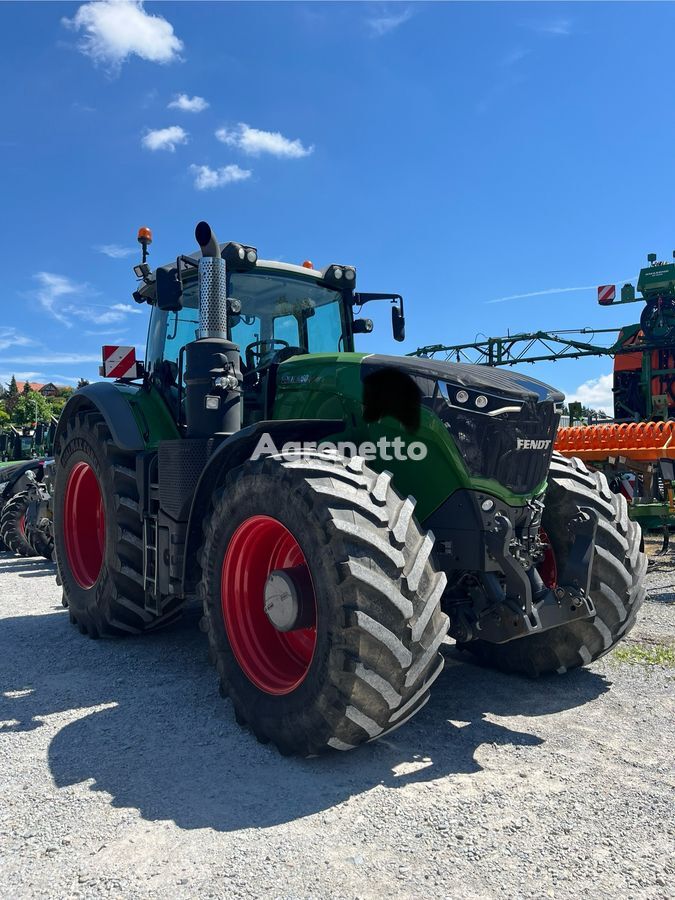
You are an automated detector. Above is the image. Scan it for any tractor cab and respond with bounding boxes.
[135,225,404,428]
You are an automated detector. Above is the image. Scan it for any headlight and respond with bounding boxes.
[434,379,559,493]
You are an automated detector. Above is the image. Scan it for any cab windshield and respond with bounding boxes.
[229,270,348,361]
[147,268,349,377]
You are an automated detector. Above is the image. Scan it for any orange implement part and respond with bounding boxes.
[555,421,675,461]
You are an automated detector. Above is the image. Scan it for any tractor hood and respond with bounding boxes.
[362,354,565,404]
[360,354,563,496]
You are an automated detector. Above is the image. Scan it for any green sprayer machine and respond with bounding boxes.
[53,222,645,755]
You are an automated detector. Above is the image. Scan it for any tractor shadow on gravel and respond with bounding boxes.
[1,586,610,832]
[0,554,57,578]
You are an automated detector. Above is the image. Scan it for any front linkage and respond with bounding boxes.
[451,502,597,645]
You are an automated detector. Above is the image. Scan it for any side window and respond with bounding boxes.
[164,309,199,364]
[307,302,343,353]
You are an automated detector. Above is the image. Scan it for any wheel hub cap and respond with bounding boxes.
[264,565,314,632]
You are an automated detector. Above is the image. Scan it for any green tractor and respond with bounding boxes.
[53,222,646,755]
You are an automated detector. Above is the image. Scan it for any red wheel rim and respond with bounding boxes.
[18,513,25,536]
[221,515,317,695]
[538,528,558,588]
[63,462,105,589]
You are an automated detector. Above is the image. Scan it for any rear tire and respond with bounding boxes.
[0,492,37,557]
[462,452,646,676]
[54,409,182,637]
[199,451,449,755]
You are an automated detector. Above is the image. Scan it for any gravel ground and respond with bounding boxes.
[0,549,673,900]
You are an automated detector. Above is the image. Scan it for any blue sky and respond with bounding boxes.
[1,1,675,411]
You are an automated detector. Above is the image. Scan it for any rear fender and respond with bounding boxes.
[182,418,343,594]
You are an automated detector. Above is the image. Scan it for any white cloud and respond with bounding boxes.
[366,6,413,36]
[0,328,34,353]
[84,329,128,337]
[35,273,85,326]
[566,373,614,414]
[502,48,530,67]
[190,164,252,191]
[216,123,313,159]
[110,303,143,315]
[0,371,44,389]
[485,277,637,304]
[63,0,183,70]
[96,244,136,259]
[0,354,102,365]
[65,304,141,326]
[142,125,188,152]
[528,18,572,37]
[486,284,597,305]
[168,93,208,113]
[33,273,144,327]
[47,374,88,385]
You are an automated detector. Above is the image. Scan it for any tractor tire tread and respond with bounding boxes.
[0,491,37,557]
[198,451,449,755]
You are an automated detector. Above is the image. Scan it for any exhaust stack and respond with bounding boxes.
[195,220,228,340]
[185,221,242,437]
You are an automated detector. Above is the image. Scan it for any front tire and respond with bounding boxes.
[463,452,647,676]
[199,451,449,756]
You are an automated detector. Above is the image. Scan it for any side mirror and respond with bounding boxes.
[392,305,405,342]
[156,265,183,311]
[353,318,373,335]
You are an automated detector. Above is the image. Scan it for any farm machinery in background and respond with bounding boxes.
[0,458,54,559]
[0,418,58,560]
[413,252,675,549]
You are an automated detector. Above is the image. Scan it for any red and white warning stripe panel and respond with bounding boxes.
[597,284,616,305]
[101,345,138,379]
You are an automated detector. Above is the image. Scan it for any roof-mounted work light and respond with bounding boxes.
[221,241,258,271]
[322,264,356,289]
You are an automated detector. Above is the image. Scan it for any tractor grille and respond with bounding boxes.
[440,399,559,495]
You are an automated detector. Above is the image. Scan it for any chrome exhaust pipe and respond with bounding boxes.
[195,220,227,339]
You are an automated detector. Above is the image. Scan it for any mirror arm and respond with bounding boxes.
[352,292,403,306]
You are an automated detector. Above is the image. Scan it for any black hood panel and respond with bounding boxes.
[364,355,564,404]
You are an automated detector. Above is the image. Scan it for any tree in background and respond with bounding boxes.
[4,376,19,416]
[47,396,69,417]
[76,377,90,389]
[12,390,53,427]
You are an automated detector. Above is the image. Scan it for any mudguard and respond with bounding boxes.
[54,383,145,455]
